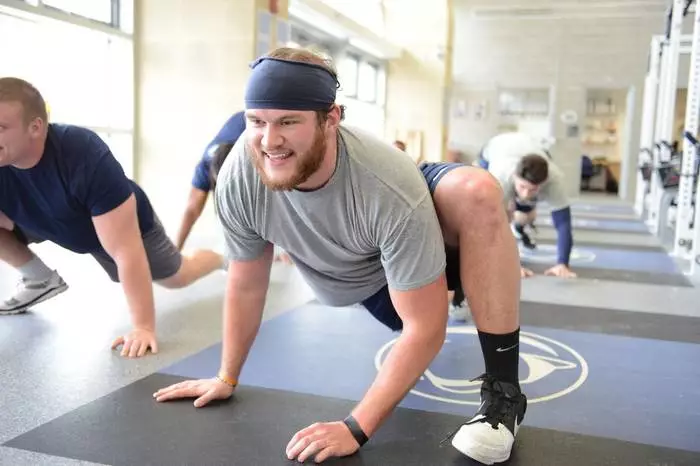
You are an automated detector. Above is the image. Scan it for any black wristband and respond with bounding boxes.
[343,415,369,447]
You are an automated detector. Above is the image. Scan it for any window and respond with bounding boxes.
[25,0,132,31]
[498,89,550,117]
[339,55,359,97]
[0,8,134,176]
[119,0,133,34]
[339,57,386,137]
[357,61,378,103]
[42,0,112,24]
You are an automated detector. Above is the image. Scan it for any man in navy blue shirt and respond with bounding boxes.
[0,77,225,358]
[174,112,245,250]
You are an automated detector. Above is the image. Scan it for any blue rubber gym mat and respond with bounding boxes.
[159,304,700,454]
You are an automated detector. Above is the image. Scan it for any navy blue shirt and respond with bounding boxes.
[0,124,154,254]
[191,111,246,192]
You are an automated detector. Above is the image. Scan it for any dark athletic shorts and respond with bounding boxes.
[360,162,465,332]
[514,198,538,214]
[12,215,182,283]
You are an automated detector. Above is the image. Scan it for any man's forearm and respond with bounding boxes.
[175,210,200,250]
[556,229,573,265]
[114,250,156,330]
[219,285,267,381]
[351,329,444,437]
[552,207,573,265]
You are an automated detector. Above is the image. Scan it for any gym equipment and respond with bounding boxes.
[674,5,700,259]
[637,0,686,232]
[657,155,682,247]
[636,0,700,281]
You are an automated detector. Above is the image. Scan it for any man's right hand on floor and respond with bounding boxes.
[153,378,235,407]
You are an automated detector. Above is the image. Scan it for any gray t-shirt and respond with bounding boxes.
[214,125,446,307]
[484,132,569,211]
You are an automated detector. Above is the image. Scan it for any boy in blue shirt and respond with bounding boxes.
[0,77,224,358]
[175,113,292,264]
[174,112,245,251]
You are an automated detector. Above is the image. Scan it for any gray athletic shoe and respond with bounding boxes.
[0,271,68,315]
[449,302,471,322]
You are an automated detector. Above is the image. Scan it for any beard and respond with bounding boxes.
[250,127,327,191]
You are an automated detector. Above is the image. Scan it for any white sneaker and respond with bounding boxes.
[449,302,471,322]
[449,375,527,464]
[0,271,68,315]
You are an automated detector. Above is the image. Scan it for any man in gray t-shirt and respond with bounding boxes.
[480,131,577,279]
[154,48,527,466]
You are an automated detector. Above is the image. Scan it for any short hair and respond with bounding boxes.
[209,142,235,189]
[515,154,549,185]
[393,140,406,151]
[263,47,345,123]
[0,77,48,124]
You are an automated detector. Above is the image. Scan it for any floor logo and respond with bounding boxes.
[519,244,596,264]
[374,326,588,406]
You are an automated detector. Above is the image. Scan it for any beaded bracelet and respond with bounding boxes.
[216,372,238,387]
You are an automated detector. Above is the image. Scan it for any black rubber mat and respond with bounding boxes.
[5,373,700,466]
[519,301,700,344]
[522,261,692,287]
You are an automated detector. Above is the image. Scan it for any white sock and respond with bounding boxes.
[17,255,54,281]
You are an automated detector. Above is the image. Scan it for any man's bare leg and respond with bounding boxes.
[431,166,520,335]
[513,209,537,249]
[0,220,68,314]
[0,227,34,267]
[428,166,526,465]
[158,249,225,289]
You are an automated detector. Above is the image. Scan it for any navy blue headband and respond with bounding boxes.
[244,57,338,111]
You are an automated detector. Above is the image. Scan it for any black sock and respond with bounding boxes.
[478,328,520,388]
[513,223,525,235]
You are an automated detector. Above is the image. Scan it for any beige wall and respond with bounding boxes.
[135,0,288,244]
[385,53,446,162]
[448,87,499,161]
[384,0,450,162]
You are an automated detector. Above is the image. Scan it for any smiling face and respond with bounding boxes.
[245,107,340,191]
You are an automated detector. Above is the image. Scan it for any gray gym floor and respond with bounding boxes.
[1,193,698,465]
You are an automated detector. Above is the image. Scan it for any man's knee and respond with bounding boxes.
[433,167,507,241]
[527,210,537,224]
[153,256,188,289]
[513,210,535,224]
[157,268,190,289]
[513,209,537,226]
[447,168,504,215]
[0,211,14,231]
